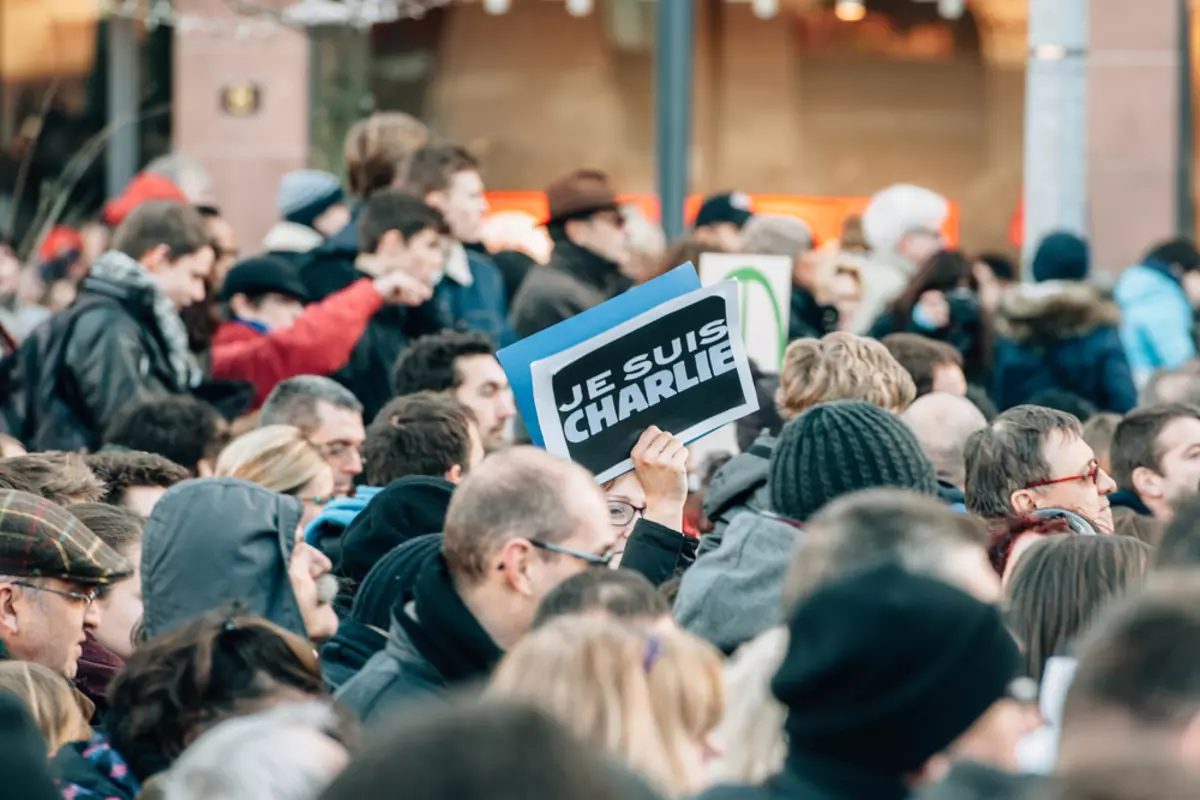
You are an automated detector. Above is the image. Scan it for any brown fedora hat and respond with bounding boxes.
[543,168,619,225]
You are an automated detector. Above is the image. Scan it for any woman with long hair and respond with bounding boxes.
[868,250,993,384]
[487,616,724,798]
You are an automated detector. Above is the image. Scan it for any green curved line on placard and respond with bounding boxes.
[724,266,787,368]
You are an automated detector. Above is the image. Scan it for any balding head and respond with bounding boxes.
[442,448,610,585]
[902,392,987,489]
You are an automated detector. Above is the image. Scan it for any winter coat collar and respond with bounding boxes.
[1109,488,1153,517]
[74,634,122,720]
[320,618,386,686]
[549,239,623,294]
[995,281,1121,346]
[442,242,475,287]
[395,555,503,686]
[262,220,324,254]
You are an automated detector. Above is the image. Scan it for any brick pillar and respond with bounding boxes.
[1088,0,1182,274]
[173,0,310,253]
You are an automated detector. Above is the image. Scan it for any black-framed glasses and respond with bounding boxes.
[11,581,97,606]
[608,499,645,528]
[528,539,614,567]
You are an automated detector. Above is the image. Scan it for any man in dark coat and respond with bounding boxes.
[509,169,631,338]
[297,189,444,422]
[17,200,214,452]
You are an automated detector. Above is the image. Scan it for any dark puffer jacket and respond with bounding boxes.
[16,273,187,452]
[990,282,1137,413]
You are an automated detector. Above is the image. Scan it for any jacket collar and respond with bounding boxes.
[443,242,475,287]
[773,751,911,800]
[1109,488,1153,517]
[550,238,622,293]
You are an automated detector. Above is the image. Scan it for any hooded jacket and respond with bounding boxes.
[990,281,1136,413]
[1114,259,1197,386]
[1,694,59,800]
[674,510,799,653]
[140,478,308,639]
[509,239,628,338]
[699,432,774,557]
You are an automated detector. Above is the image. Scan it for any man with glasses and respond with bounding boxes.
[261,376,367,498]
[336,447,620,722]
[510,169,631,339]
[0,491,132,678]
[964,405,1117,534]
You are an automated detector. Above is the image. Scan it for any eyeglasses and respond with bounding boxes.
[11,581,97,606]
[1025,464,1102,490]
[528,539,614,567]
[608,499,646,528]
[316,441,362,463]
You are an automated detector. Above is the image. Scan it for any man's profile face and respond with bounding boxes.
[307,400,365,496]
[454,354,516,453]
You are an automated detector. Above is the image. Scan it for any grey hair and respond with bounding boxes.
[161,701,348,800]
[260,377,363,434]
[740,214,813,258]
[782,489,988,613]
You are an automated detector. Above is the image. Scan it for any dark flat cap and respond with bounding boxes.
[0,491,132,585]
[219,256,309,303]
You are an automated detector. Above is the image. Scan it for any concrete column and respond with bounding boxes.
[1021,0,1088,270]
[106,17,140,198]
[655,0,693,241]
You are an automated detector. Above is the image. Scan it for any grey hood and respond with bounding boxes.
[674,510,799,653]
[142,478,307,639]
[699,432,773,556]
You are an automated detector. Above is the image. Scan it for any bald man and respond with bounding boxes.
[901,392,987,510]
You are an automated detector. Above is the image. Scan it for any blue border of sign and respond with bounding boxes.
[497,263,702,447]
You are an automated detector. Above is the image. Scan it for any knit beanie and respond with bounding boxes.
[1032,232,1089,283]
[276,170,344,229]
[769,401,937,521]
[350,533,443,629]
[340,476,454,583]
[773,563,1020,774]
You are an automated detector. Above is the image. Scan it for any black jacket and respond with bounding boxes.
[789,286,838,342]
[509,239,628,338]
[17,275,186,451]
[320,618,387,693]
[916,761,1038,800]
[696,754,912,800]
[298,222,444,423]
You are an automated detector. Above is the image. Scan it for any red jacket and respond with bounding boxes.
[211,278,384,408]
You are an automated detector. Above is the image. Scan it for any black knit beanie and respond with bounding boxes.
[351,533,443,629]
[340,476,454,583]
[772,563,1020,775]
[768,400,938,521]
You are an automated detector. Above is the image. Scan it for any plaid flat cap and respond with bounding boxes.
[0,491,132,585]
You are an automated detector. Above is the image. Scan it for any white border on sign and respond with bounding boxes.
[529,280,759,484]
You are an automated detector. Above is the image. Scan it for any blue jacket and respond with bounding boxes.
[991,281,1137,414]
[1114,259,1196,387]
[432,247,516,348]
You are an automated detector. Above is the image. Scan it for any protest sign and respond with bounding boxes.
[530,280,759,483]
[498,264,703,448]
[699,253,792,372]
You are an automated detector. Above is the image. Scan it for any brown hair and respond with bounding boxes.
[776,332,916,420]
[1081,412,1121,473]
[404,144,480,197]
[113,200,212,262]
[343,113,430,198]
[0,661,92,754]
[657,237,727,284]
[1007,535,1152,682]
[487,616,723,798]
[1,452,105,504]
[84,451,188,507]
[1109,404,1200,489]
[363,392,473,486]
[881,333,964,398]
[67,503,144,559]
[107,609,323,782]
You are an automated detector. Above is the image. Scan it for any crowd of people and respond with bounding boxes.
[0,108,1199,800]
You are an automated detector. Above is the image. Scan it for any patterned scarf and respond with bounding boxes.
[88,251,196,389]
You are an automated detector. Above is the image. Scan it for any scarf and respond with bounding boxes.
[88,251,195,389]
[74,634,123,722]
[397,555,504,686]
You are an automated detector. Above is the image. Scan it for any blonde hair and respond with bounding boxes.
[777,332,916,420]
[215,425,329,497]
[486,616,724,797]
[343,112,430,198]
[0,661,92,754]
[708,628,788,785]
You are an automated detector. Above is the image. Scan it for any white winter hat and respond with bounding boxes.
[861,184,949,253]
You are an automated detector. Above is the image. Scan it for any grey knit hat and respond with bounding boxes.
[276,169,344,228]
[769,401,937,521]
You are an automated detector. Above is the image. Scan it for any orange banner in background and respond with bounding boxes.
[481,192,959,263]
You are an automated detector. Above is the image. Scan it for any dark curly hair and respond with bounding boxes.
[84,451,189,506]
[106,607,323,782]
[391,330,496,398]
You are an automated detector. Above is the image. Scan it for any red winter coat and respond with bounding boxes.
[211,278,384,408]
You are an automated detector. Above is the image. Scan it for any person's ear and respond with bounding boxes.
[1179,711,1200,767]
[424,190,447,214]
[495,539,536,599]
[1131,466,1163,500]
[137,244,171,273]
[228,294,255,319]
[0,584,20,637]
[444,464,464,484]
[563,218,589,245]
[376,229,404,256]
[1010,488,1038,514]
